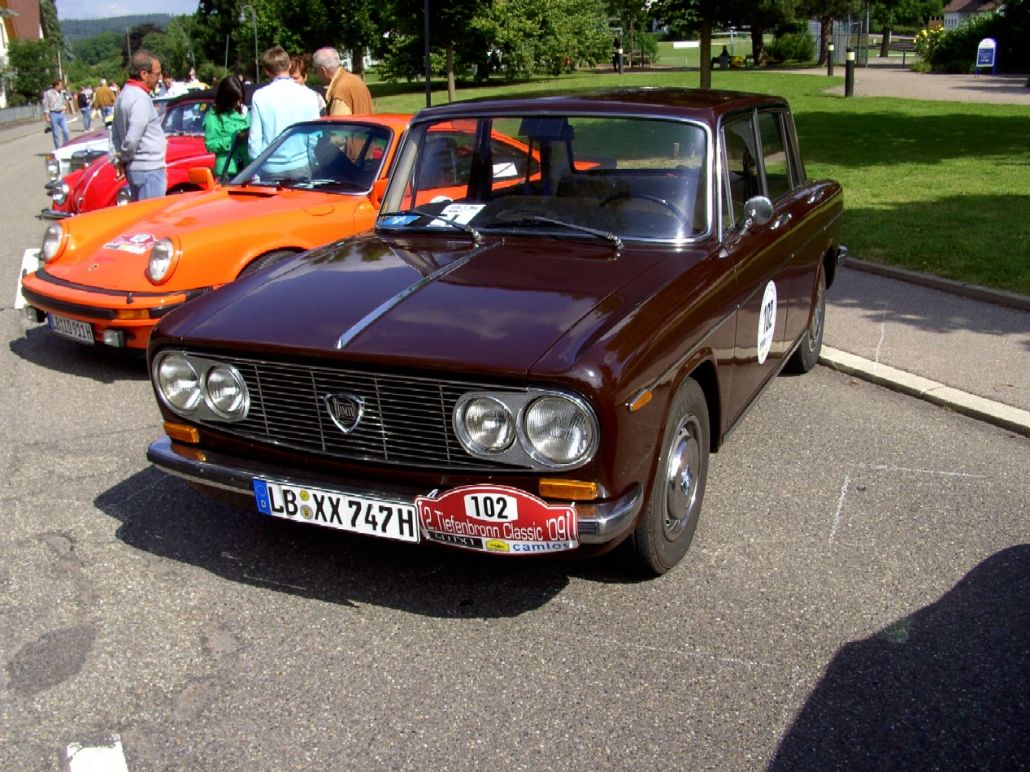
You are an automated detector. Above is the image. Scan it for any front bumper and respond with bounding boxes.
[146,436,643,546]
[40,208,74,220]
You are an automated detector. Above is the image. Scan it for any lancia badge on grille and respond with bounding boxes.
[324,393,365,435]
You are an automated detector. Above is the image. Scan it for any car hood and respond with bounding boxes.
[156,234,684,377]
[47,186,361,291]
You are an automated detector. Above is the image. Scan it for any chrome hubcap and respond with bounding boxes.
[806,278,824,353]
[664,416,701,540]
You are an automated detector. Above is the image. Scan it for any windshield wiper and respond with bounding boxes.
[380,208,482,244]
[487,213,622,250]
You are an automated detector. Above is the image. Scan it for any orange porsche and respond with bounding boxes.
[22,114,411,350]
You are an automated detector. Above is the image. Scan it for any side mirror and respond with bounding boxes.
[739,195,773,234]
[187,167,217,191]
[369,178,389,209]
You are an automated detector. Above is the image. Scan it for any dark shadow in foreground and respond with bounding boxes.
[769,545,1030,770]
[95,468,642,620]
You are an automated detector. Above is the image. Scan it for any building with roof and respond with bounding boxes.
[1,0,44,108]
[942,0,1000,30]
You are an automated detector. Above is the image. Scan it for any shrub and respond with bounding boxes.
[765,31,816,63]
[922,0,1030,73]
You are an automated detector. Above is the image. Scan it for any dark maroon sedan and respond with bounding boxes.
[145,88,845,575]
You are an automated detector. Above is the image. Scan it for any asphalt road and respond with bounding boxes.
[2,127,1028,770]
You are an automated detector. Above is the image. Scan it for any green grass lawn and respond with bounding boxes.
[370,68,1030,295]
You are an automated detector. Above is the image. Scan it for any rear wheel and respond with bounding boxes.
[786,264,826,374]
[239,250,296,277]
[629,377,710,575]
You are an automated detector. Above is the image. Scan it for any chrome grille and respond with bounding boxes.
[196,354,529,471]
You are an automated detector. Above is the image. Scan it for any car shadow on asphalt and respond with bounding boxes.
[94,467,640,618]
[9,325,149,382]
[769,544,1030,770]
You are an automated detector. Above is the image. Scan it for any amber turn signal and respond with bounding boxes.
[164,421,201,444]
[114,308,150,320]
[539,479,599,501]
[627,388,653,412]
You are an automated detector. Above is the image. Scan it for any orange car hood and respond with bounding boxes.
[46,186,367,292]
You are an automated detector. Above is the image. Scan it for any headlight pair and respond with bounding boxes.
[154,352,249,422]
[454,390,598,470]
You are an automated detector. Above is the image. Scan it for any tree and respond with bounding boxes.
[5,39,58,104]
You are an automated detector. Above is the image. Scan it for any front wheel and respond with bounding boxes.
[786,264,826,374]
[628,377,710,576]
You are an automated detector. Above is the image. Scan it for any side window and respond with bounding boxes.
[757,111,792,201]
[722,113,759,225]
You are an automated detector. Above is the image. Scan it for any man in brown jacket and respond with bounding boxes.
[312,47,373,116]
[92,79,116,121]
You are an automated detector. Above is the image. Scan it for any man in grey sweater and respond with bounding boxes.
[111,51,167,202]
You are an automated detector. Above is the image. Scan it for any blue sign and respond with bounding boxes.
[976,38,997,70]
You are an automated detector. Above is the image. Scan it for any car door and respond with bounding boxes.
[719,109,794,421]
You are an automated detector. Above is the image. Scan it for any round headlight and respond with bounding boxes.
[51,181,70,206]
[146,239,177,284]
[523,396,597,466]
[156,354,202,413]
[41,223,65,261]
[46,156,60,181]
[116,186,132,206]
[460,397,514,453]
[204,366,249,419]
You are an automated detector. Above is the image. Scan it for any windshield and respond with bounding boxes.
[378,114,709,242]
[232,121,392,192]
[161,99,210,136]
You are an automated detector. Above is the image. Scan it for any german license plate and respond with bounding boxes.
[48,313,94,344]
[253,479,420,543]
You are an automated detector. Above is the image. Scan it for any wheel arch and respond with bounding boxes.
[683,358,722,452]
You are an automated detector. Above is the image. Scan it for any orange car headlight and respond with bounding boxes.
[41,223,67,262]
[146,238,180,285]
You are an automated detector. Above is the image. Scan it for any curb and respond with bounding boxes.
[845,258,1030,312]
[820,346,1030,437]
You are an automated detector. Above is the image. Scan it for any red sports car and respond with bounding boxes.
[43,91,215,219]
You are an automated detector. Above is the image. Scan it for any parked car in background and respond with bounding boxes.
[144,89,845,576]
[43,91,215,219]
[22,114,411,350]
[42,94,181,186]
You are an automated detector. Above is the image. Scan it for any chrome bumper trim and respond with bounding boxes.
[39,208,73,220]
[146,437,642,546]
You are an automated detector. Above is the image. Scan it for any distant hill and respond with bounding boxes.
[60,15,175,43]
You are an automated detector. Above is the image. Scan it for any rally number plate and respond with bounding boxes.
[48,313,94,344]
[253,479,420,543]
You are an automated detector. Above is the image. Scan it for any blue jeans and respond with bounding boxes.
[126,167,166,202]
[80,108,92,131]
[48,111,69,149]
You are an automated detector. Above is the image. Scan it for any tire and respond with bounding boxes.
[628,377,710,575]
[786,264,826,374]
[239,249,296,277]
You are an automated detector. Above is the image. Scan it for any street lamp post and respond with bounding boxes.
[240,4,259,83]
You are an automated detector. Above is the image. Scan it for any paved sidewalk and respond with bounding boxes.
[821,264,1030,436]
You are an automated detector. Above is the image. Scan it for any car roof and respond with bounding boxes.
[413,88,787,124]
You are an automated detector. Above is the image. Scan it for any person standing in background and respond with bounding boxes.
[247,46,321,162]
[92,79,116,122]
[42,80,70,148]
[204,75,250,177]
[312,47,373,116]
[111,51,168,202]
[290,55,327,115]
[76,88,92,130]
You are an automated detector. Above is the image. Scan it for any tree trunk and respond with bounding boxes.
[751,26,765,67]
[446,44,456,103]
[819,16,833,66]
[879,26,891,57]
[699,16,712,89]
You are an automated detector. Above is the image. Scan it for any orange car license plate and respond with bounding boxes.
[48,313,94,344]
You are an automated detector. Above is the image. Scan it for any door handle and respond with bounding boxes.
[771,213,792,230]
